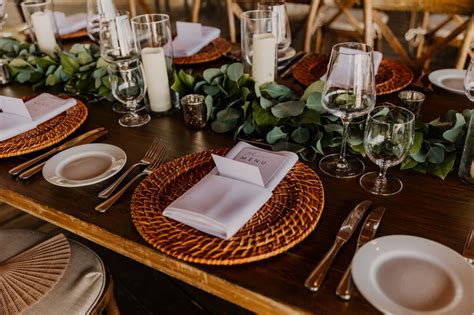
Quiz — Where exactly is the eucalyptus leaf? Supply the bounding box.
[205,95,213,120]
[400,157,417,170]
[271,101,305,118]
[266,126,288,144]
[178,70,195,88]
[442,113,465,143]
[194,80,207,92]
[77,52,93,65]
[9,58,31,68]
[211,119,238,133]
[70,44,88,55]
[426,146,445,164]
[411,148,428,163]
[226,63,243,82]
[301,80,324,101]
[260,96,273,109]
[60,53,79,76]
[294,109,320,125]
[427,152,456,179]
[410,131,423,154]
[203,68,221,83]
[271,142,305,153]
[261,82,294,100]
[291,127,310,144]
[203,85,220,96]
[306,92,324,113]
[216,107,241,121]
[16,70,31,83]
[252,101,279,128]
[242,119,254,135]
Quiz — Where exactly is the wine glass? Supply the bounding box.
[108,60,150,127]
[360,105,415,195]
[86,0,101,42]
[464,57,474,102]
[99,10,137,64]
[319,42,376,178]
[257,2,291,52]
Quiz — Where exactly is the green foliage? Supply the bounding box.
[1,38,112,101]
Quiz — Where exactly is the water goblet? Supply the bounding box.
[319,42,376,178]
[257,1,291,52]
[464,57,474,102]
[108,61,150,127]
[360,105,415,195]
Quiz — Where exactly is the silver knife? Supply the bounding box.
[18,129,109,180]
[335,206,385,300]
[304,200,372,292]
[9,127,106,176]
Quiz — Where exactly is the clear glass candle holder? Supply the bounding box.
[21,0,60,56]
[257,2,291,52]
[131,13,179,115]
[181,94,206,128]
[240,10,278,87]
[459,114,474,188]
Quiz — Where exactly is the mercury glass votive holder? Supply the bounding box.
[398,90,425,118]
[181,94,207,129]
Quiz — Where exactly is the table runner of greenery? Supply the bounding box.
[1,38,471,179]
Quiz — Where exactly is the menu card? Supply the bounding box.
[0,93,76,141]
[163,142,298,239]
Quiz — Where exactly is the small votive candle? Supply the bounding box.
[398,90,425,118]
[181,94,206,129]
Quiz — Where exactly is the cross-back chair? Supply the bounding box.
[363,0,474,69]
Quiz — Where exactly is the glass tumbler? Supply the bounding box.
[21,0,59,56]
[257,1,291,52]
[131,13,178,115]
[240,10,278,87]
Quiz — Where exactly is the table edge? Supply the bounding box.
[0,188,311,315]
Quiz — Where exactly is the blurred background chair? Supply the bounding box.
[362,0,474,69]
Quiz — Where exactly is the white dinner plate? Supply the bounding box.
[278,47,296,63]
[43,143,126,187]
[352,235,473,315]
[428,69,467,94]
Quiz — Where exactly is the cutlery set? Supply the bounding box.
[8,130,168,213]
[305,200,386,300]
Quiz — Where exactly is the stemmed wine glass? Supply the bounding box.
[464,57,474,101]
[319,42,376,178]
[257,1,291,52]
[107,60,150,127]
[360,105,415,195]
[87,0,100,42]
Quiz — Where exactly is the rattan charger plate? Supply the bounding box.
[0,96,88,158]
[293,54,414,95]
[174,37,232,65]
[131,148,325,265]
[60,29,88,40]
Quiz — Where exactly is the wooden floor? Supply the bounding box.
[0,202,250,315]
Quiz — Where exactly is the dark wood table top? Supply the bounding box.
[0,65,473,314]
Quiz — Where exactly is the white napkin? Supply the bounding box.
[53,12,87,36]
[172,22,220,57]
[163,142,298,239]
[321,48,383,82]
[0,93,76,142]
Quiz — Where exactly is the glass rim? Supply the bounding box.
[240,10,277,20]
[368,103,416,125]
[257,1,286,7]
[398,90,425,101]
[331,42,374,55]
[131,13,170,25]
[21,0,52,8]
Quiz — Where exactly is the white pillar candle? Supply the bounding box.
[141,47,171,112]
[31,11,57,56]
[252,33,276,87]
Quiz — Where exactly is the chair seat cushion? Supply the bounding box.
[429,14,470,41]
[0,229,105,315]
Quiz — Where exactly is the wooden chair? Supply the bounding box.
[192,0,319,51]
[363,0,474,69]
[91,271,120,315]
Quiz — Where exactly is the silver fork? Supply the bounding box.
[463,223,474,265]
[94,145,167,213]
[98,138,163,199]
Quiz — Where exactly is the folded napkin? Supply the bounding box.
[163,141,298,239]
[53,12,87,36]
[321,48,383,83]
[172,22,220,57]
[0,93,76,142]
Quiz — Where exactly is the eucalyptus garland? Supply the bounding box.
[172,63,472,180]
[0,38,112,101]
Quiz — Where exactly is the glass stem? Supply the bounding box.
[376,162,389,187]
[339,118,351,164]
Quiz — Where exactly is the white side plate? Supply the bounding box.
[43,143,126,187]
[352,235,473,315]
[278,47,296,63]
[428,69,467,95]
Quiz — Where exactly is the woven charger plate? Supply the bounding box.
[174,37,232,65]
[293,54,414,95]
[0,96,88,158]
[60,29,88,40]
[131,149,325,265]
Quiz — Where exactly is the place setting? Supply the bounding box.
[0,0,473,313]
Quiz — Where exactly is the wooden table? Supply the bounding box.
[0,70,473,314]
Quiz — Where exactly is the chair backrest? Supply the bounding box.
[369,0,474,15]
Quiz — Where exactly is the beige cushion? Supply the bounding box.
[0,229,105,315]
[429,14,471,41]
[319,7,389,32]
